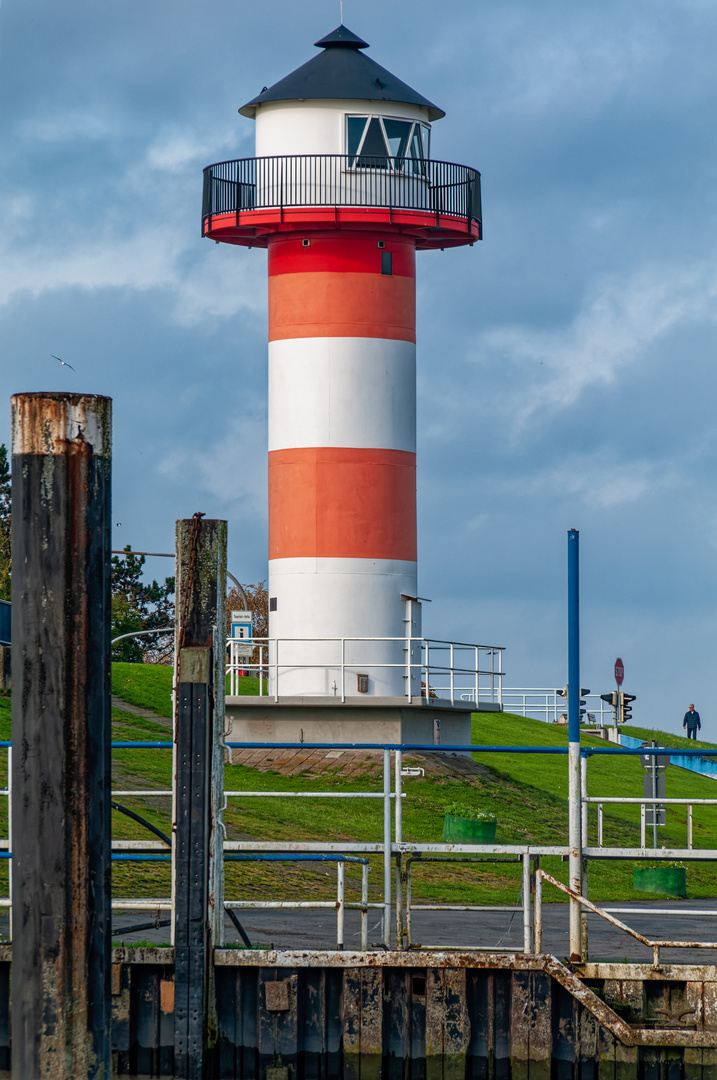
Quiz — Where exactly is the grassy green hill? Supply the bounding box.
[3,670,717,913]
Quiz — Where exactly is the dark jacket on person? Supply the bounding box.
[683,710,701,729]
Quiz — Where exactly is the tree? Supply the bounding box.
[0,445,10,602]
[111,547,175,663]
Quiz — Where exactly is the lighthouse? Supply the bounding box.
[204,26,487,736]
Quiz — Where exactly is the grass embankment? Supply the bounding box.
[111,662,265,718]
[5,671,717,914]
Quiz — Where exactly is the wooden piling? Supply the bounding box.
[172,516,227,1077]
[10,392,112,1079]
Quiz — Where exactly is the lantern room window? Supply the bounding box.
[346,115,430,173]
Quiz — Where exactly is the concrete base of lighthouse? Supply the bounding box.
[225,695,501,751]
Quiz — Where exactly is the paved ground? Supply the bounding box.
[99,901,717,964]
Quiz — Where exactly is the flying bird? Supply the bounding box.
[51,355,75,372]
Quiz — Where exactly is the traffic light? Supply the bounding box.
[600,691,619,722]
[619,692,636,725]
[557,686,590,720]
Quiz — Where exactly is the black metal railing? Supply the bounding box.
[202,155,481,234]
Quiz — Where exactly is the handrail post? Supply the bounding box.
[341,638,346,702]
[394,755,404,945]
[534,870,543,954]
[581,754,588,852]
[383,747,391,948]
[425,639,430,700]
[405,856,413,948]
[395,853,404,951]
[406,627,412,703]
[6,746,11,942]
[475,645,479,704]
[522,853,533,954]
[640,803,646,848]
[688,804,693,849]
[395,750,403,844]
[361,864,368,951]
[580,751,589,960]
[337,860,345,950]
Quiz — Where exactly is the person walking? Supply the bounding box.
[683,704,701,740]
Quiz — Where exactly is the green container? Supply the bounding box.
[633,866,686,897]
[442,814,497,844]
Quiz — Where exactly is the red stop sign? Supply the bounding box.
[614,658,624,686]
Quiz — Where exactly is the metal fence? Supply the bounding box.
[202,154,481,232]
[227,635,504,706]
[486,687,617,726]
[4,736,717,962]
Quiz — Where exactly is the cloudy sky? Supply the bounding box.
[1,0,716,736]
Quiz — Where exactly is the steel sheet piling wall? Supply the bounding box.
[10,392,112,1079]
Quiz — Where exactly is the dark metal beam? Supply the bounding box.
[11,392,112,1079]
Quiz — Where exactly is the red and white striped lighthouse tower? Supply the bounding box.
[203,26,481,705]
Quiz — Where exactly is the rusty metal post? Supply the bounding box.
[10,393,112,1079]
[172,516,227,1078]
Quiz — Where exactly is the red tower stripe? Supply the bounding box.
[269,271,415,342]
[269,447,417,561]
[268,234,416,277]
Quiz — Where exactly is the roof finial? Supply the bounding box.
[340,0,343,23]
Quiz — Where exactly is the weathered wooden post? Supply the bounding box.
[172,515,227,1077]
[11,393,112,1079]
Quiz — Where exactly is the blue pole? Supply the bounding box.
[567,528,582,960]
[568,529,580,743]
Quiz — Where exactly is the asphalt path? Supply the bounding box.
[102,900,717,964]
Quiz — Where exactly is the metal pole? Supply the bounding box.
[383,747,391,947]
[173,516,227,1077]
[11,392,112,1079]
[567,528,582,962]
[337,860,345,949]
[534,871,543,954]
[522,853,532,954]
[580,752,589,959]
[361,864,368,951]
[652,750,658,849]
[394,751,403,947]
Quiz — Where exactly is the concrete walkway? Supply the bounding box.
[106,900,717,964]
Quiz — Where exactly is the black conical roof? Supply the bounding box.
[239,25,444,121]
[314,25,369,48]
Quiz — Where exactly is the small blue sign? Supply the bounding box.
[0,601,9,647]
